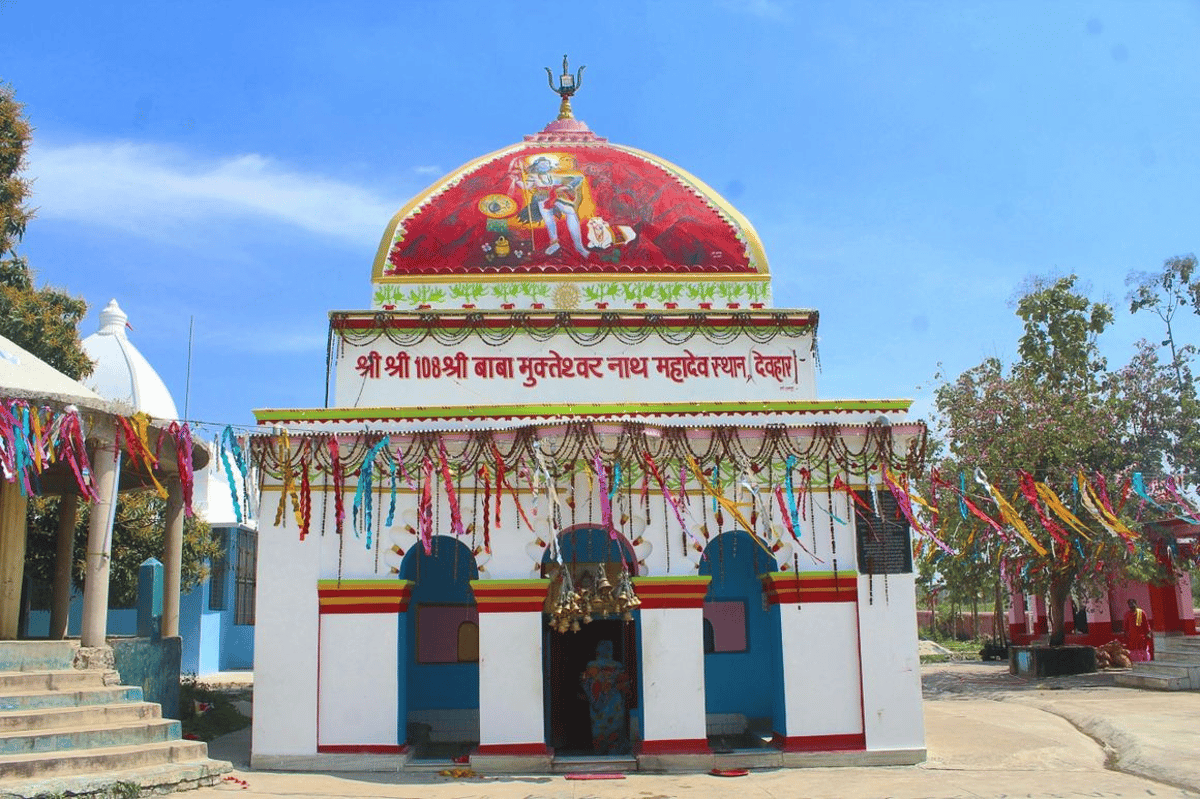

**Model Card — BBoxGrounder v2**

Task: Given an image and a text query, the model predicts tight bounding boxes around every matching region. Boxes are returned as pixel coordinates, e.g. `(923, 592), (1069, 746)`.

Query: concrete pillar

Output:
(81, 443), (121, 648)
(0, 480), (29, 640)
(137, 557), (164, 638)
(470, 579), (552, 771)
(856, 572), (924, 761)
(1177, 571), (1197, 634)
(162, 476), (184, 638)
(49, 493), (79, 639)
(310, 580), (410, 755)
(632, 576), (711, 768)
(252, 507), (321, 768)
(1006, 586), (1026, 643)
(763, 571), (864, 754)
(1086, 593), (1113, 643)
(1032, 595), (1048, 635)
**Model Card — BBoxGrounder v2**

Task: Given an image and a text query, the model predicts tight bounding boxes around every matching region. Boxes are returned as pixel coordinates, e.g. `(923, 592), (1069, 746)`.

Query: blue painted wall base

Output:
(113, 636), (182, 720)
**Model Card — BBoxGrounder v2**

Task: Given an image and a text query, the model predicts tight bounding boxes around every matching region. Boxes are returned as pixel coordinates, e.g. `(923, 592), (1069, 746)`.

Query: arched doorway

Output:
(400, 535), (479, 759)
(541, 525), (639, 756)
(699, 530), (781, 750)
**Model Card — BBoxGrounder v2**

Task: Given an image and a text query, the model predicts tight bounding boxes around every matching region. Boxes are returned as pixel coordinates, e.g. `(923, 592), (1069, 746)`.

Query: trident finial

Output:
(545, 54), (585, 120)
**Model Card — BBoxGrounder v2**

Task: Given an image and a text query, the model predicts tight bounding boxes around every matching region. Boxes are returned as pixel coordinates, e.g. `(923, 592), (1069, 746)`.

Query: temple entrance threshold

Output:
(545, 617), (638, 756)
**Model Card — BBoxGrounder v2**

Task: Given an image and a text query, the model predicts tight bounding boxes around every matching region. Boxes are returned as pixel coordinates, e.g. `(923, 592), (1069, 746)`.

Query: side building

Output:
(23, 301), (256, 676)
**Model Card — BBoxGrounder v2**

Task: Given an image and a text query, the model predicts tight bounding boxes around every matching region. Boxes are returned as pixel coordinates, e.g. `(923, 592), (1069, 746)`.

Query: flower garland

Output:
(332, 310), (814, 351)
(247, 421), (930, 568)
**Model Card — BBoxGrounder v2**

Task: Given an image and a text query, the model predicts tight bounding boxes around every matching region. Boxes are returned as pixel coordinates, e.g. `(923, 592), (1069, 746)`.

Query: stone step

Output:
(0, 669), (116, 693)
(0, 754), (231, 798)
(0, 686), (143, 712)
(1155, 633), (1200, 642)
(0, 739), (212, 783)
(1156, 640), (1200, 654)
(1115, 672), (1190, 691)
(0, 701), (161, 733)
(1150, 652), (1200, 667)
(0, 642), (78, 673)
(551, 754), (639, 773)
(1128, 662), (1198, 679)
(0, 717), (181, 756)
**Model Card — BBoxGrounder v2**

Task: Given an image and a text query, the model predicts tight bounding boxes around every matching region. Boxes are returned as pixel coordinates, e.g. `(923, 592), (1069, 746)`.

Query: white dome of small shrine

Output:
(81, 299), (179, 420)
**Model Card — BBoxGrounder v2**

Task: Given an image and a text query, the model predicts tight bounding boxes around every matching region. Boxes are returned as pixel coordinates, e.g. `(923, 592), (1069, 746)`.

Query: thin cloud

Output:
(26, 141), (401, 246)
(413, 165), (443, 176)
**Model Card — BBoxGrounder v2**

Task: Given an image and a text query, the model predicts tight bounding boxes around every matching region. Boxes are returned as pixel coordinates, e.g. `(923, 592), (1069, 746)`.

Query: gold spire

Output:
(545, 54), (585, 120)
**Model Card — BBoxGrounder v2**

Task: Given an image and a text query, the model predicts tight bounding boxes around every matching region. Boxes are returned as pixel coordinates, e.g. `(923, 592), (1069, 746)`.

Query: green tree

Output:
(1125, 254), (1200, 479)
(929, 276), (1168, 646)
(26, 492), (220, 609)
(2, 82), (216, 613)
(0, 83), (91, 380)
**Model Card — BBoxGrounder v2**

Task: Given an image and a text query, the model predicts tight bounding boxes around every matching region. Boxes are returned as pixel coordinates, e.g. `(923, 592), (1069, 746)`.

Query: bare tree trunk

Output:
(994, 581), (1007, 646)
(1048, 576), (1072, 647)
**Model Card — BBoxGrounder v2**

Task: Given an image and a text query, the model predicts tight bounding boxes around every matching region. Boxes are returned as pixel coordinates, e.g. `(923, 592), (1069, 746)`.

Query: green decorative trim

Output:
(449, 283), (488, 303)
(254, 398), (913, 424)
(761, 571), (848, 581)
(317, 579), (413, 589)
(373, 279), (772, 311)
(630, 576), (712, 585)
(468, 578), (549, 587)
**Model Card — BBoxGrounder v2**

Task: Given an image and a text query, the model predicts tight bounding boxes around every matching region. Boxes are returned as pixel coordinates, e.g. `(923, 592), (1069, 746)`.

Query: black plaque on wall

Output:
(854, 490), (913, 574)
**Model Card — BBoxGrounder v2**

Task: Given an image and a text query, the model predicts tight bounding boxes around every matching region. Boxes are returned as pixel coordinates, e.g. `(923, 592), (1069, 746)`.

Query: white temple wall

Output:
(793, 483), (855, 574)
(335, 330), (817, 408)
(318, 519), (385, 579)
(252, 505), (321, 760)
(638, 606), (708, 745)
(486, 519), (537, 578)
(857, 573), (924, 752)
(317, 611), (399, 748)
(477, 611), (546, 747)
(777, 602), (862, 737)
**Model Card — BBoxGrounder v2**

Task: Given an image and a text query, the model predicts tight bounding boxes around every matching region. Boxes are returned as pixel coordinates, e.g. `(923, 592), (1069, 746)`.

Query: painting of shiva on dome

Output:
(384, 147), (757, 274)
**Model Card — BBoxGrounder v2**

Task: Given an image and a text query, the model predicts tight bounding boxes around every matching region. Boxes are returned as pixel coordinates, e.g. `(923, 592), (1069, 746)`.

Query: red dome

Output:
(371, 118), (768, 280)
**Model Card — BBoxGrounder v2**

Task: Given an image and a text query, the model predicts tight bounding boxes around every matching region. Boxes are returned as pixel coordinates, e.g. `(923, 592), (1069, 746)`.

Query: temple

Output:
(249, 61), (928, 773)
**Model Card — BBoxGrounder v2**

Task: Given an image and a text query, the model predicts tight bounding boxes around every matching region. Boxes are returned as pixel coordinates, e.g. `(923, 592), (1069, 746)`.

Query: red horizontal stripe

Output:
(475, 601), (546, 613)
(319, 603), (407, 614)
(766, 590), (857, 605)
(475, 742), (549, 756)
(638, 738), (711, 755)
(472, 587), (551, 598)
(316, 585), (410, 597)
(762, 574), (857, 588)
(774, 732), (865, 752)
(638, 597), (706, 610)
(632, 582), (711, 594)
(317, 744), (407, 754)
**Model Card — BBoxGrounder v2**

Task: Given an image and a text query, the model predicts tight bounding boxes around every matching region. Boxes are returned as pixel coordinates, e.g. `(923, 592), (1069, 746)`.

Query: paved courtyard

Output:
(195, 661), (1200, 799)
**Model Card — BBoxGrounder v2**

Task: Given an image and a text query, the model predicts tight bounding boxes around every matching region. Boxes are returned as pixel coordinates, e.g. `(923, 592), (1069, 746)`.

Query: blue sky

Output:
(4, 0), (1199, 437)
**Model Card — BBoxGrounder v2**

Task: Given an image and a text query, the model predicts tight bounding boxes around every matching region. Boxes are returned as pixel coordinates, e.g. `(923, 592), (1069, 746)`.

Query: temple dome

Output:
(81, 299), (180, 421)
(371, 115), (768, 281)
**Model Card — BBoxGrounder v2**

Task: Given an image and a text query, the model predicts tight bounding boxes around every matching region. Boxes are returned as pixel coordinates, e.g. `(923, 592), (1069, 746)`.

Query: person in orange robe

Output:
(1124, 598), (1153, 662)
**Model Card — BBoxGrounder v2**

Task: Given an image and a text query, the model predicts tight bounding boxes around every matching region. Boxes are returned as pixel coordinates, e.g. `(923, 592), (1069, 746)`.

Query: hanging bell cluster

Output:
(548, 564), (641, 633)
